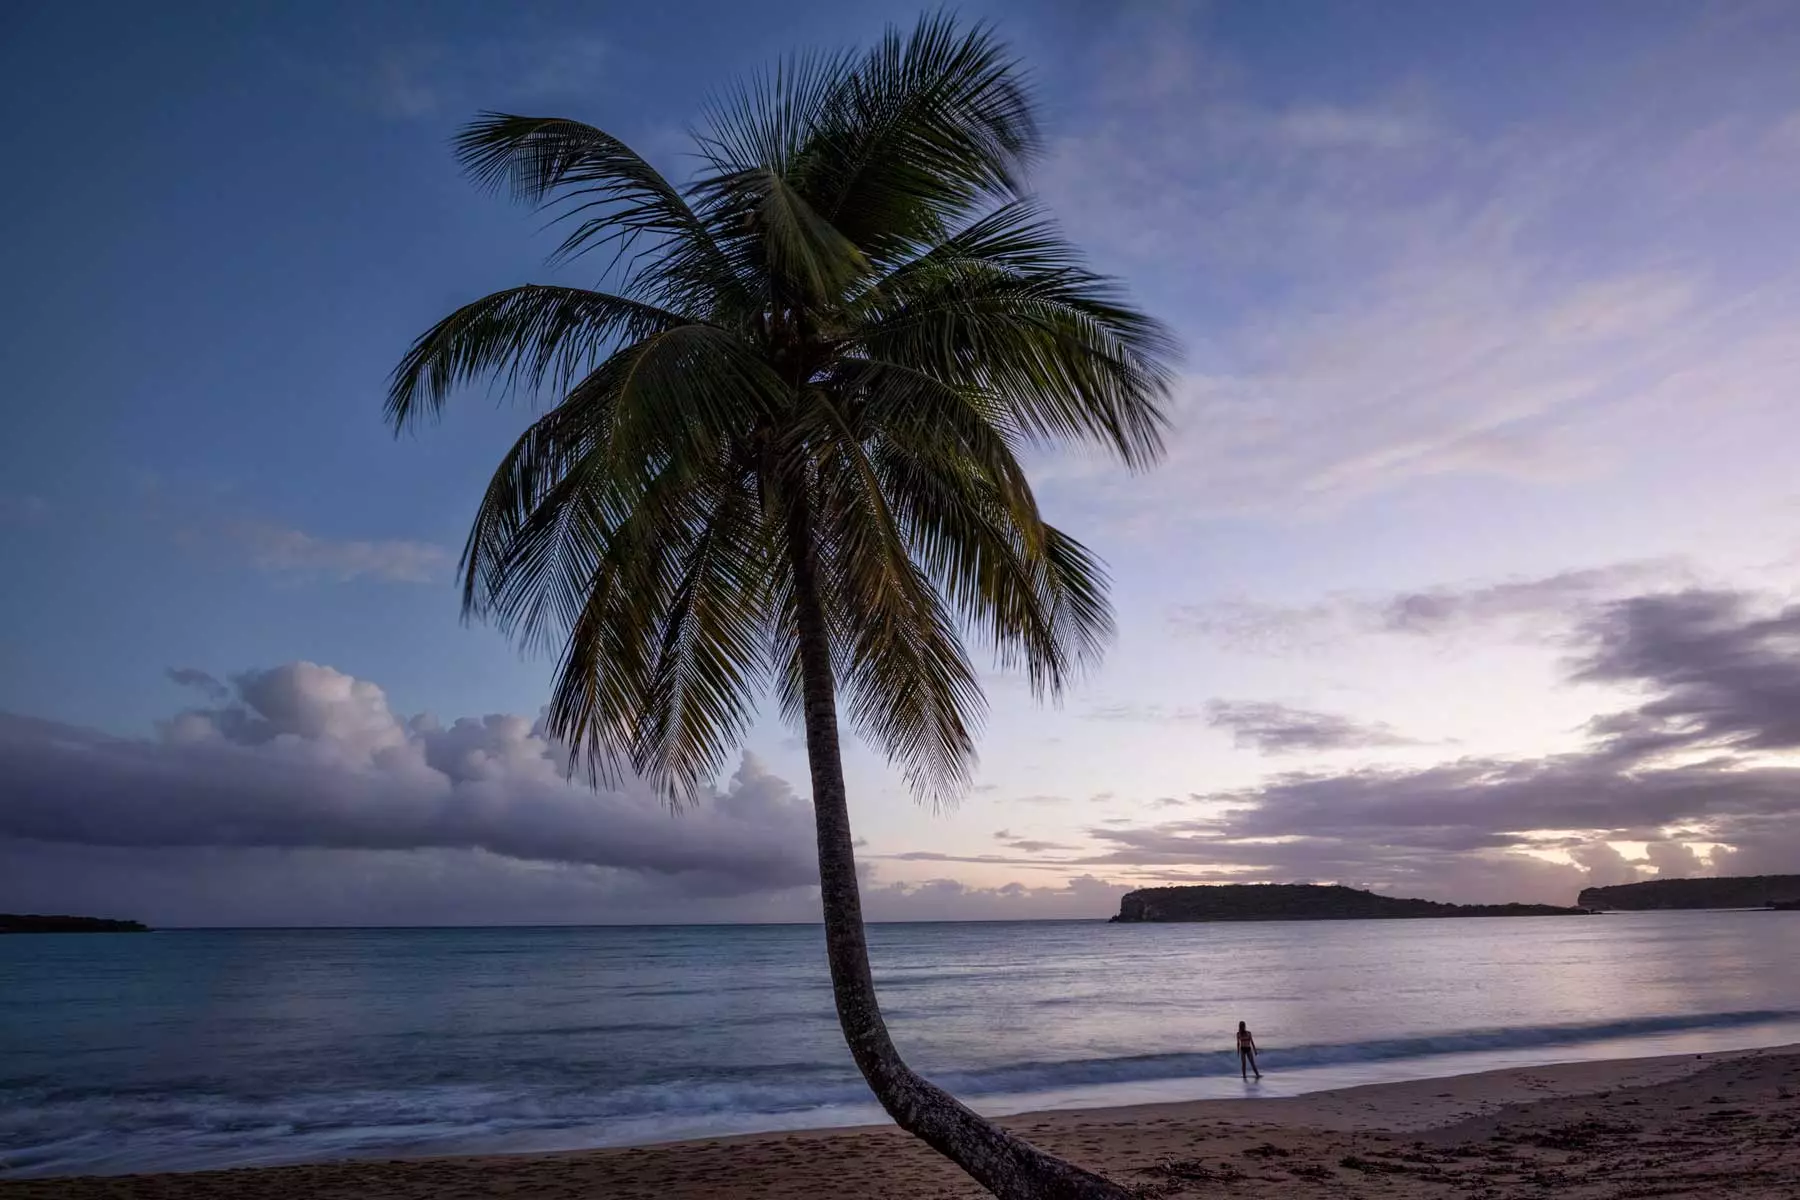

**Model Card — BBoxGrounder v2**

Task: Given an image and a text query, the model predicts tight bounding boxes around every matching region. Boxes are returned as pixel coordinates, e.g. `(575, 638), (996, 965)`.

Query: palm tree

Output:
(387, 15), (1174, 1199)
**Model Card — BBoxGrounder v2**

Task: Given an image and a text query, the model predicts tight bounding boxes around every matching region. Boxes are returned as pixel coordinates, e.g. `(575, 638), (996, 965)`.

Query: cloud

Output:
(1087, 699), (1420, 759)
(1569, 841), (1643, 889)
(0, 663), (1146, 925)
(993, 830), (1081, 854)
(885, 850), (1017, 865)
(1381, 563), (1688, 637)
(1204, 700), (1416, 755)
(137, 479), (449, 587)
(165, 667), (229, 701)
(224, 520), (449, 584)
(1572, 589), (1800, 760)
(1263, 104), (1445, 152)
(1028, 7), (1800, 523)
(1173, 560), (1687, 652)
(1082, 585), (1800, 903)
(1084, 703), (1206, 725)
(0, 662), (816, 896)
(0, 838), (1132, 926)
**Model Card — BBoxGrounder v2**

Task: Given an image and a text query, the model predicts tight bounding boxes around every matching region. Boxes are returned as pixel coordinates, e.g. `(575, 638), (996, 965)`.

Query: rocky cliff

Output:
(1110, 883), (1587, 922)
(1576, 875), (1800, 911)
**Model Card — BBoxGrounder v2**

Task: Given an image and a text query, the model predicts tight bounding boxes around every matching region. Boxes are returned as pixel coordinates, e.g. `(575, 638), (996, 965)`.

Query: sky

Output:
(3, 0), (1799, 925)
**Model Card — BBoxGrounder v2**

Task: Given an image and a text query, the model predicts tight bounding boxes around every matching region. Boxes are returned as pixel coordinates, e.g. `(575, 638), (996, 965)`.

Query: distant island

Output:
(0, 913), (150, 934)
(1110, 884), (1588, 923)
(1577, 875), (1800, 911)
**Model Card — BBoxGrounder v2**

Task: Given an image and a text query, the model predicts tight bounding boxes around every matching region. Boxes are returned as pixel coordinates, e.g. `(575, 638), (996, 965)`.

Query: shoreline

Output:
(7, 1043), (1797, 1197)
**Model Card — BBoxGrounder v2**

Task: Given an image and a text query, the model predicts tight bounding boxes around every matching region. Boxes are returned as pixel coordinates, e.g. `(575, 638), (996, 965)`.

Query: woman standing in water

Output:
(1237, 1021), (1262, 1080)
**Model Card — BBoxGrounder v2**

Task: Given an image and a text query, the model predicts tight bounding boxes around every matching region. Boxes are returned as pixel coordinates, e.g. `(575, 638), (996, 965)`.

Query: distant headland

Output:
(0, 913), (150, 934)
(1577, 875), (1800, 911)
(1110, 883), (1588, 923)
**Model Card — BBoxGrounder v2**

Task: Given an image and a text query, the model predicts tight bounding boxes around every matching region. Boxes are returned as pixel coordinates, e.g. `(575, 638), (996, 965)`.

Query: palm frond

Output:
(855, 198), (1079, 304)
(799, 13), (1037, 264)
(634, 469), (776, 802)
(869, 425), (1111, 699)
(805, 394), (983, 802)
(386, 286), (694, 430)
(853, 261), (1177, 469)
(829, 533), (983, 806)
(460, 398), (623, 656)
(535, 459), (693, 789)
(833, 356), (1033, 506)
(463, 326), (787, 649)
(693, 49), (854, 179)
(688, 167), (868, 305)
(454, 114), (750, 313)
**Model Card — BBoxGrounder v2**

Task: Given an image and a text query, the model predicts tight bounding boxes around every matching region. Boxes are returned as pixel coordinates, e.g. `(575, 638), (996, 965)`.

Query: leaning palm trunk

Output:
(390, 15), (1177, 1198)
(785, 499), (1133, 1200)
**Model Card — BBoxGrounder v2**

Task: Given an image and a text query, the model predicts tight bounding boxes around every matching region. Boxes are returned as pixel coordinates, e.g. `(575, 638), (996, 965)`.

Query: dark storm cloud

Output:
(1091, 586), (1800, 902)
(1204, 700), (1417, 754)
(0, 663), (816, 895)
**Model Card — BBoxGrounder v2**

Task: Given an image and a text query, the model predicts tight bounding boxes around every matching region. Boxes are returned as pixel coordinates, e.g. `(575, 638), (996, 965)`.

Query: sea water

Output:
(4, 910), (1798, 1177)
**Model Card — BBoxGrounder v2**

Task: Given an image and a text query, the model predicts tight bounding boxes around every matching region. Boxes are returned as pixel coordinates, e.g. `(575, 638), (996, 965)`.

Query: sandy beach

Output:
(9, 1044), (1795, 1199)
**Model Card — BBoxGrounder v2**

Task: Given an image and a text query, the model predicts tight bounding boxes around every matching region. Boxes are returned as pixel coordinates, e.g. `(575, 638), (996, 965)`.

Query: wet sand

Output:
(7, 1044), (1796, 1198)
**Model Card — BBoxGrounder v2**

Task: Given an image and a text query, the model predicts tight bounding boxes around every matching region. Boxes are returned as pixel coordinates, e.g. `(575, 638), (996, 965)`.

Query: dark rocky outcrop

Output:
(1110, 883), (1587, 923)
(1577, 875), (1800, 911)
(0, 913), (150, 933)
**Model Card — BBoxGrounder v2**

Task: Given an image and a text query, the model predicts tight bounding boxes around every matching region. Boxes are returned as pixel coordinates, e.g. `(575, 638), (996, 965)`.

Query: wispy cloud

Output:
(881, 850), (1076, 871)
(224, 519), (449, 584)
(1172, 560), (1690, 652)
(133, 476), (449, 587)
(994, 830), (1081, 854)
(1084, 703), (1207, 725)
(1205, 700), (1417, 755)
(1029, 7), (1800, 525)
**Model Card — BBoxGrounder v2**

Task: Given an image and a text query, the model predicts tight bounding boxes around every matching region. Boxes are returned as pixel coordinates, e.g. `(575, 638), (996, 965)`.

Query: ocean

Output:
(4, 911), (1798, 1178)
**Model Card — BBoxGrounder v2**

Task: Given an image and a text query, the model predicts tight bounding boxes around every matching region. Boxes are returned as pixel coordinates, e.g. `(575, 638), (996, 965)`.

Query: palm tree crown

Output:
(388, 14), (1174, 811)
(393, 16), (1178, 1198)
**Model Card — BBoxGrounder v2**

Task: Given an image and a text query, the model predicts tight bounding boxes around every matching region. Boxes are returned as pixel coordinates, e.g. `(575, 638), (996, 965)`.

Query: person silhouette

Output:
(1237, 1020), (1261, 1080)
